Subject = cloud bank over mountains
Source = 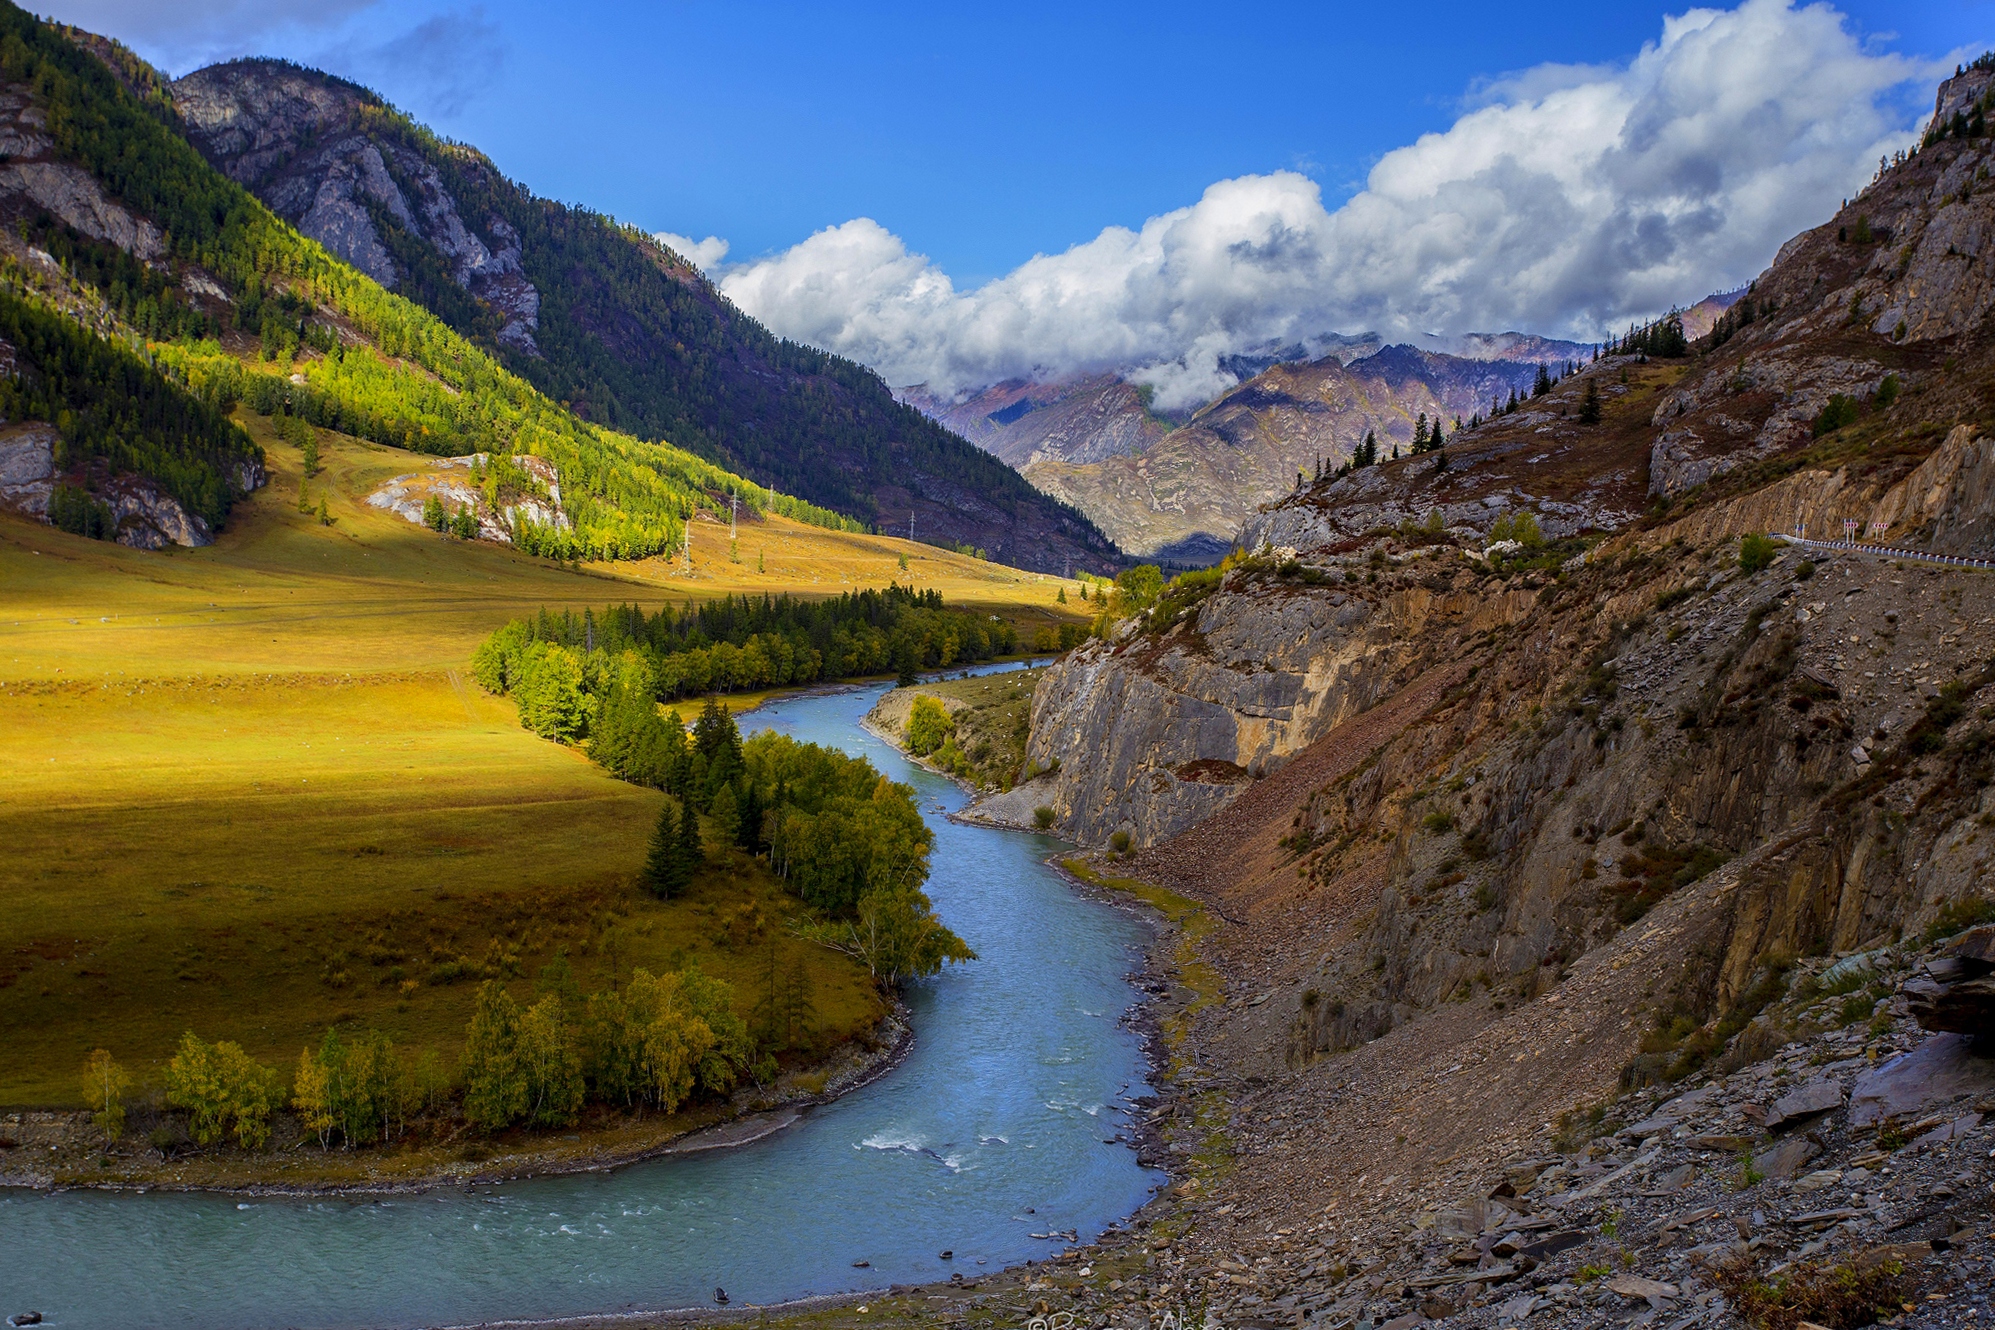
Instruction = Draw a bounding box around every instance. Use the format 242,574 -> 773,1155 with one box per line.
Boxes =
686,0 -> 1940,410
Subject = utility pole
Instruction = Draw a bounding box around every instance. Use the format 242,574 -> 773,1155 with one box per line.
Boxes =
682,520 -> 691,574
730,490 -> 738,541
908,512 -> 915,543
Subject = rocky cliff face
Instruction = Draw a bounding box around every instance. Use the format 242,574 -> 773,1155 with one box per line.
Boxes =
1630,71 -> 1993,503
173,63 -> 542,353
0,422 -> 241,548
0,87 -> 163,260
1026,565 -> 1536,848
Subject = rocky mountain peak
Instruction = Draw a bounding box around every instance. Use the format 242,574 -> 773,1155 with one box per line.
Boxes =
170,61 -> 541,353
1934,61 -> 1995,125
172,61 -> 372,187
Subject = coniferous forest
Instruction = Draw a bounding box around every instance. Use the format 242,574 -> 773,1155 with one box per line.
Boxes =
0,281 -> 258,528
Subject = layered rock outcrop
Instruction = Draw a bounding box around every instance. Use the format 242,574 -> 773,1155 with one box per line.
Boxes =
1027,564 -> 1535,848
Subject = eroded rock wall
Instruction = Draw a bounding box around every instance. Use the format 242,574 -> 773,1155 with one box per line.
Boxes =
1028,565 -> 1534,848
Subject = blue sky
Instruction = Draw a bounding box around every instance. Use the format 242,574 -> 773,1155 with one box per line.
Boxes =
43,0 -> 1992,397
49,0 -> 1983,281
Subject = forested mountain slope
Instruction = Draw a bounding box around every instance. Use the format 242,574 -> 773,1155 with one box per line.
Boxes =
163,58 -> 1119,573
0,5 -> 865,559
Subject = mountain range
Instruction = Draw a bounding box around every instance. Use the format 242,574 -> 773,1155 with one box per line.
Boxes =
907,334 -> 1597,562
1,25 -> 1118,572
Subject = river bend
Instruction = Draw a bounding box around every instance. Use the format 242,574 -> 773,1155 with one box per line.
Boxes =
0,664 -> 1162,1328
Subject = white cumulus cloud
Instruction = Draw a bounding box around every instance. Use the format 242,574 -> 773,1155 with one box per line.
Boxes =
654,232 -> 733,272
713,0 -> 1941,409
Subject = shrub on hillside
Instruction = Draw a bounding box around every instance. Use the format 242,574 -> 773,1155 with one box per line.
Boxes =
1488,511 -> 1544,548
1114,564 -> 1165,616
1739,533 -> 1778,574
1811,394 -> 1861,436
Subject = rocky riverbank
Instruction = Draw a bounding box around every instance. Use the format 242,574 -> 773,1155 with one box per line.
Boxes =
639,907 -> 1993,1330
0,1005 -> 913,1197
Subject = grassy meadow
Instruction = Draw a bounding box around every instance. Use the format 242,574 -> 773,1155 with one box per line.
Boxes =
0,414 -> 1084,1107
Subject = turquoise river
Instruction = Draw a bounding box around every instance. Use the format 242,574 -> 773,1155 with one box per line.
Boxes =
0,662 -> 1163,1328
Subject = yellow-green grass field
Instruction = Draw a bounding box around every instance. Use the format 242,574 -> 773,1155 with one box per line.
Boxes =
0,415 -> 1084,1107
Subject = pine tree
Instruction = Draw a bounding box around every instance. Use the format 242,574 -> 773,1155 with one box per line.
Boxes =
1533,364 -> 1552,397
1414,414 -> 1428,451
642,799 -> 687,898
1578,378 -> 1602,425
736,780 -> 763,853
678,791 -> 705,876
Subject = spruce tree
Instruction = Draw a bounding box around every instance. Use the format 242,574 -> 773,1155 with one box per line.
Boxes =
642,800 -> 685,898
1578,378 -> 1602,425
737,780 -> 764,853
679,791 -> 706,874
